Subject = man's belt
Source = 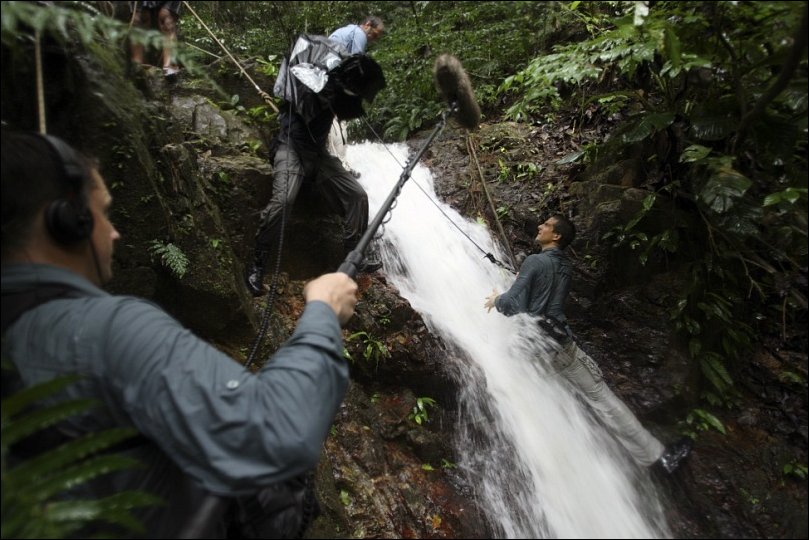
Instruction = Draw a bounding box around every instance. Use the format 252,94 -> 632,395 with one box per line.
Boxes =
536,315 -> 572,344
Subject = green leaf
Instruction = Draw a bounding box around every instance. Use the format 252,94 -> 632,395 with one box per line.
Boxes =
680,144 -> 712,163
699,168 -> 752,213
763,188 -> 807,206
692,408 -> 726,434
556,149 -> 586,164
2,374 -> 160,537
662,25 -> 681,69
621,112 -> 675,143
8,428 -> 140,482
3,399 -> 98,447
12,454 -> 144,503
700,355 -> 734,393
43,491 -> 164,533
690,113 -> 737,141
1,374 -> 82,419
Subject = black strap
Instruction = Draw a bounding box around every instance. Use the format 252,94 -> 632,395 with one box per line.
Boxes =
2,282 -> 150,455
536,314 -> 573,345
1,283 -> 80,334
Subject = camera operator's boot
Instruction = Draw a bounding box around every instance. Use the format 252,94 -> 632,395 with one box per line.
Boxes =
245,249 -> 269,296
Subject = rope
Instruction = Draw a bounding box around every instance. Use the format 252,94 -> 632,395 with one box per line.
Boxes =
244,79 -> 295,370
184,41 -> 222,59
410,176 -> 515,273
181,1 -> 278,113
34,29 -> 46,134
467,134 -> 518,270
128,1 -> 138,31
359,117 -> 514,273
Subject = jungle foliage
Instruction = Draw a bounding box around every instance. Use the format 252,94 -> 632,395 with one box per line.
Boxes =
177,0 -> 809,404
1,364 -> 162,538
177,1 -> 572,140
500,1 -> 807,404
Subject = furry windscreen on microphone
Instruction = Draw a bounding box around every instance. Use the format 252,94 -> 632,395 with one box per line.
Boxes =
433,54 -> 481,130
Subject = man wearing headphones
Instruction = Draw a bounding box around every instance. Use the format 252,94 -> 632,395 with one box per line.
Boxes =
1,131 -> 358,537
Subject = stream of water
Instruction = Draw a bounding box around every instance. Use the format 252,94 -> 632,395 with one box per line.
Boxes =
344,140 -> 670,538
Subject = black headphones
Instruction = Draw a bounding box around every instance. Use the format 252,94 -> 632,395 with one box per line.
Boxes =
40,134 -> 95,245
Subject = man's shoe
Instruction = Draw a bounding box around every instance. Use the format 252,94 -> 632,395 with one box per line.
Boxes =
656,437 -> 693,474
245,250 -> 268,296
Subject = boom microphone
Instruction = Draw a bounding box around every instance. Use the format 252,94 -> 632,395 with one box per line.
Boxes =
433,54 -> 481,130
339,56 -> 480,278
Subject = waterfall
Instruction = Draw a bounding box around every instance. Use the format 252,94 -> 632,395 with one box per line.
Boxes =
344,140 -> 670,539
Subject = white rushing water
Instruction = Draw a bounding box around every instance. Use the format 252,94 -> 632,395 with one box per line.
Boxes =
344,140 -> 670,539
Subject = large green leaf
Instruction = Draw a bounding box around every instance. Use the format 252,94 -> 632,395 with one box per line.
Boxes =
690,114 -> 738,141
701,354 -> 734,393
2,399 -> 99,447
8,428 -> 140,482
620,112 -> 675,143
680,144 -> 712,163
2,372 -> 161,538
698,167 -> 752,213
662,24 -> 681,69
1,374 -> 82,419
12,454 -> 145,503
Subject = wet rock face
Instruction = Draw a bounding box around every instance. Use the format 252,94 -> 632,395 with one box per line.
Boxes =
313,383 -> 490,539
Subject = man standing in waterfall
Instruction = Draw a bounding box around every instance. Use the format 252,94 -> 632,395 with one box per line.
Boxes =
484,214 -> 693,475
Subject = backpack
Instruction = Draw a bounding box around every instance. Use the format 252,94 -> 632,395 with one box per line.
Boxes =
273,33 -> 385,123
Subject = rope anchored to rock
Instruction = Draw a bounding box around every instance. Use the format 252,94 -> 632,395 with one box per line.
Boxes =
181,1 -> 278,113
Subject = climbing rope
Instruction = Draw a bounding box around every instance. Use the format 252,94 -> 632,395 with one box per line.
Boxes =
466,134 -> 518,270
184,41 -> 221,60
181,1 -> 278,113
34,29 -> 46,134
244,74 -> 295,370
359,116 -> 515,273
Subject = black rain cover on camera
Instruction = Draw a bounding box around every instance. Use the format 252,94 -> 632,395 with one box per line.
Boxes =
273,34 -> 385,122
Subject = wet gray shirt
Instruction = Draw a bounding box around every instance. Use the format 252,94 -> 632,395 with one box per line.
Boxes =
1,263 -> 349,498
494,247 -> 571,323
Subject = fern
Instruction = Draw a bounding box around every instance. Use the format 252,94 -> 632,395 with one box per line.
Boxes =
148,240 -> 189,279
1,366 -> 163,538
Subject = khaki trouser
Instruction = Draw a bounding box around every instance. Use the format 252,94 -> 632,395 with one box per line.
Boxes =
551,341 -> 666,467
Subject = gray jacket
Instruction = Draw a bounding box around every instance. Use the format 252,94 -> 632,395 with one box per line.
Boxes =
2,263 -> 349,536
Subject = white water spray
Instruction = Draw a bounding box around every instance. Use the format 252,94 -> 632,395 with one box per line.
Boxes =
344,140 -> 670,539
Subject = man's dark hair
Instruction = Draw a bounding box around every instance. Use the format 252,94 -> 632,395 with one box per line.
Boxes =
1,131 -> 93,259
551,214 -> 576,249
362,15 -> 383,29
